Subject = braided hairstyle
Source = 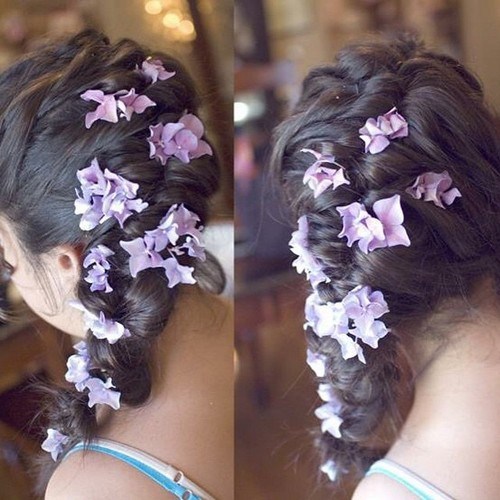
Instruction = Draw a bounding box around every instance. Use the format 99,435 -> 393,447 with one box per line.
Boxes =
271,34 -> 500,484
0,30 -> 224,486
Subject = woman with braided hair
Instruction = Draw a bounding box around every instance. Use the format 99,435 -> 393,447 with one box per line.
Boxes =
272,34 -> 500,499
0,30 -> 233,499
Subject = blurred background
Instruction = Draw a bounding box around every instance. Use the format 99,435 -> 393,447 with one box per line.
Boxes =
0,1 -> 232,499
234,0 -> 500,499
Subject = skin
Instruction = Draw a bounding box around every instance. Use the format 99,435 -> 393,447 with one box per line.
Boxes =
0,218 -> 234,500
353,278 -> 500,499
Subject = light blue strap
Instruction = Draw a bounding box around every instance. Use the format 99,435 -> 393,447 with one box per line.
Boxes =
366,459 -> 453,500
66,442 -> 202,500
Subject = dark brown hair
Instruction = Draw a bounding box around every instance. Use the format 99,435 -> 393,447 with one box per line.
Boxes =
271,34 -> 500,483
0,29 -> 224,490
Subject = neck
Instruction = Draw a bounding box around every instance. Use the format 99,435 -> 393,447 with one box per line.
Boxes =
390,282 -> 500,461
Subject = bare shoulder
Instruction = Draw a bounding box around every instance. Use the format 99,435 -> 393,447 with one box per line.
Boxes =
45,450 -> 175,500
352,473 -> 419,500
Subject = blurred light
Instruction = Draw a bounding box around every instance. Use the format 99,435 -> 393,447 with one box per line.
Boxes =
179,19 -> 194,36
145,0 -> 163,15
162,10 -> 182,28
234,102 -> 250,123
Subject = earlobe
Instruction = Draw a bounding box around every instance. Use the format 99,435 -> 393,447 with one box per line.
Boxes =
56,246 -> 82,275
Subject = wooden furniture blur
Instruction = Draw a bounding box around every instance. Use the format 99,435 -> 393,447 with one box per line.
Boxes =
0,314 -> 72,500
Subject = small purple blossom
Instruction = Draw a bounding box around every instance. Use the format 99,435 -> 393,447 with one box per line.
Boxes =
306,349 -> 327,377
74,158 -> 148,231
138,58 -> 176,83
301,148 -> 350,198
337,194 -> 410,254
81,88 -> 156,128
115,88 -> 156,121
359,107 -> 408,154
320,459 -> 339,482
162,257 -> 196,288
41,428 -> 69,461
289,216 -> 330,287
120,235 -> 165,278
65,346 -> 90,391
84,377 -> 121,410
342,285 -> 390,349
314,402 -> 343,438
83,244 -> 115,293
80,90 -> 119,129
304,286 -> 390,363
147,113 -> 213,165
406,170 -> 462,209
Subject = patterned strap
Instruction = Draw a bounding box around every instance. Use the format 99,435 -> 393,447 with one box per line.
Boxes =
366,459 -> 454,500
65,438 -> 215,500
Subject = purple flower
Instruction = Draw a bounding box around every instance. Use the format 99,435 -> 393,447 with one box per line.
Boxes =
306,349 -> 327,377
138,58 -> 176,83
147,114 -> 213,165
80,90 -> 119,129
41,428 -> 69,461
84,377 -> 121,410
88,311 -> 131,344
162,257 -> 196,288
337,194 -> 410,253
304,292 -> 349,338
147,204 -> 202,250
359,107 -> 408,154
65,348 -> 90,391
315,402 -> 343,438
342,285 -> 390,349
406,170 -> 462,209
115,88 -> 156,121
289,216 -> 330,287
74,159 -> 148,231
83,245 -> 115,293
81,88 -> 156,128
120,235 -> 165,278
321,460 -> 339,482
301,148 -> 350,198
180,234 -> 206,261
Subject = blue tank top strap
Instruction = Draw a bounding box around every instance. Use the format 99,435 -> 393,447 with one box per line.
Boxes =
64,438 -> 215,500
366,458 -> 454,500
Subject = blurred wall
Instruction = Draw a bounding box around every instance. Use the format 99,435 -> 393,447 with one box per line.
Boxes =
461,0 -> 500,112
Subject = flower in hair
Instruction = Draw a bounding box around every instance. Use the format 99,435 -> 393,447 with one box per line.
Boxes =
65,342 -> 91,391
359,107 -> 408,154
68,299 -> 131,344
80,88 -> 156,129
337,194 -> 410,253
148,114 -> 213,165
289,216 -> 330,287
321,460 -> 339,482
315,400 -> 343,438
138,58 -> 176,83
74,158 -> 148,230
305,286 -> 390,363
83,245 -> 115,293
301,148 -> 350,198
83,377 -> 121,410
406,171 -> 462,209
342,285 -> 389,349
306,349 -> 327,377
120,204 -> 203,287
115,88 -> 156,121
80,90 -> 119,129
41,429 -> 69,461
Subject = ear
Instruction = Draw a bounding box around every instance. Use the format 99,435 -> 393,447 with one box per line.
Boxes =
53,245 -> 82,294
0,217 -> 20,270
